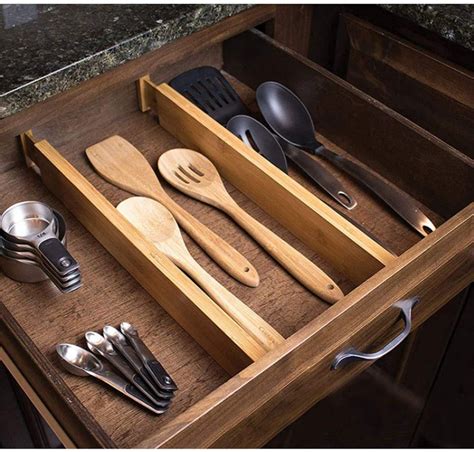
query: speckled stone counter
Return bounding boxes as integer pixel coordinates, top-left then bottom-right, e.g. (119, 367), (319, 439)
(381, 5), (474, 51)
(0, 4), (251, 119)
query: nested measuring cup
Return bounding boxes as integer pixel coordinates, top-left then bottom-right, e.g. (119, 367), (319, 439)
(0, 201), (79, 277)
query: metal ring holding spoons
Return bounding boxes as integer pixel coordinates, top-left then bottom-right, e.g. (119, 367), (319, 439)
(1, 201), (79, 277)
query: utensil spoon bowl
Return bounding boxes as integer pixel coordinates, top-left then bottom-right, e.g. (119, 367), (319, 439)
(257, 82), (436, 236)
(117, 196), (284, 351)
(158, 149), (343, 303)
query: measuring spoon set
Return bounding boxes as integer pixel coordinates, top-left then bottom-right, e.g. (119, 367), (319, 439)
(57, 322), (177, 415)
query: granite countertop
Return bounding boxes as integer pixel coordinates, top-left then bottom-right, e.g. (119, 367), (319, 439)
(381, 4), (474, 51)
(0, 4), (251, 119)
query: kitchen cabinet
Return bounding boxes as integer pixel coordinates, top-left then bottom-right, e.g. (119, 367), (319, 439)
(0, 5), (472, 448)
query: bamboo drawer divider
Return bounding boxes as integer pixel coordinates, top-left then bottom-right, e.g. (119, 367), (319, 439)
(19, 78), (396, 377)
(20, 131), (268, 375)
(137, 77), (395, 285)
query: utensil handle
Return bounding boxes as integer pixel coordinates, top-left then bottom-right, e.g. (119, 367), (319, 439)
(92, 369), (166, 414)
(181, 257), (285, 351)
(105, 353), (137, 382)
(156, 194), (260, 288)
(106, 342), (173, 399)
(131, 375), (171, 408)
(284, 144), (357, 210)
(224, 201), (344, 303)
(124, 384), (167, 414)
(316, 146), (436, 236)
(99, 353), (169, 406)
(38, 237), (79, 276)
(125, 334), (178, 391)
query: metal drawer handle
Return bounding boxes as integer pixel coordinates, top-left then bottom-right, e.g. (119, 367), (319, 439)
(331, 297), (419, 370)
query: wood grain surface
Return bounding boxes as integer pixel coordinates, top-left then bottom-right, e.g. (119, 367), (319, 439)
(344, 14), (474, 159)
(0, 18), (458, 447)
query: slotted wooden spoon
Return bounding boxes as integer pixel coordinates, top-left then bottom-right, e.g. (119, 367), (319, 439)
(86, 136), (259, 287)
(117, 197), (284, 351)
(158, 149), (344, 304)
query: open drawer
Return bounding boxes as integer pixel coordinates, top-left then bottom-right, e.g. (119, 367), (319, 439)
(0, 11), (472, 448)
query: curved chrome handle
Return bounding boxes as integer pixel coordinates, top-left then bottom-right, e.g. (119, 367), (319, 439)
(331, 297), (419, 370)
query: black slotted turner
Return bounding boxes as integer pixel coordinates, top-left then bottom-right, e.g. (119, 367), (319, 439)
(169, 66), (249, 125)
(169, 66), (288, 172)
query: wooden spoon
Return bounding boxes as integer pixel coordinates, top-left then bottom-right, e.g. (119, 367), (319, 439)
(86, 136), (259, 287)
(158, 149), (344, 304)
(117, 196), (284, 351)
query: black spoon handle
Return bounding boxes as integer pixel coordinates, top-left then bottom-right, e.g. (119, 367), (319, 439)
(315, 146), (436, 237)
(123, 333), (178, 392)
(283, 143), (357, 210)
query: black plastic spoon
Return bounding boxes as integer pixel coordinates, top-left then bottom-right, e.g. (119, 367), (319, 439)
(170, 67), (357, 210)
(227, 115), (288, 173)
(257, 81), (436, 237)
(227, 115), (357, 209)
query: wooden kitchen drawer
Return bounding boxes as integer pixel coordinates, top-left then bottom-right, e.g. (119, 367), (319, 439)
(342, 13), (474, 160)
(0, 9), (472, 448)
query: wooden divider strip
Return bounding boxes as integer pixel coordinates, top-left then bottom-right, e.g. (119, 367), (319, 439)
(20, 131), (270, 375)
(138, 77), (394, 286)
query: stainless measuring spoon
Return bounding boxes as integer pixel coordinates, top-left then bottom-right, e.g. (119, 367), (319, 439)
(85, 332), (170, 408)
(56, 343), (167, 414)
(120, 322), (177, 392)
(103, 326), (174, 400)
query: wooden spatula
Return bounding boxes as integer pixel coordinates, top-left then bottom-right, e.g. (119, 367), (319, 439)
(158, 148), (344, 304)
(117, 197), (284, 351)
(86, 136), (259, 287)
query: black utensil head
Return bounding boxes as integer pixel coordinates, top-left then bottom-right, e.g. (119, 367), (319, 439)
(256, 81), (316, 148)
(227, 115), (288, 173)
(169, 66), (249, 125)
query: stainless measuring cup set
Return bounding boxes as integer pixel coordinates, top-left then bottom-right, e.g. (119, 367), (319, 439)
(0, 201), (82, 293)
(57, 322), (177, 415)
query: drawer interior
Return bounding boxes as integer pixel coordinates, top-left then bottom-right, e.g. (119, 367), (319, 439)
(0, 28), (466, 448)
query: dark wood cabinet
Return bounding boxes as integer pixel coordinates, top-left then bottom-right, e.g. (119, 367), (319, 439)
(267, 287), (472, 447)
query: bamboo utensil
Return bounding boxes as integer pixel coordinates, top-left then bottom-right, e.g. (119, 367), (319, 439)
(117, 197), (284, 351)
(85, 136), (259, 287)
(158, 149), (344, 303)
